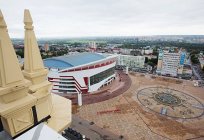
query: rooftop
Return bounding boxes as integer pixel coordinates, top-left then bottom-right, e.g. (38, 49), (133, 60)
(44, 52), (106, 69)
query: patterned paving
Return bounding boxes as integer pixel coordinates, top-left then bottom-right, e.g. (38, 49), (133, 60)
(75, 72), (204, 140)
(136, 87), (204, 119)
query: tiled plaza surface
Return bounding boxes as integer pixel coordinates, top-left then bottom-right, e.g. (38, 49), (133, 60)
(75, 72), (204, 140)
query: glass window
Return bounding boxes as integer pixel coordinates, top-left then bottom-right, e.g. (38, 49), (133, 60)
(90, 67), (115, 85)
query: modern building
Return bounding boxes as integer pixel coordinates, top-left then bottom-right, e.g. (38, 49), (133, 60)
(156, 49), (186, 77)
(44, 52), (117, 94)
(117, 54), (145, 68)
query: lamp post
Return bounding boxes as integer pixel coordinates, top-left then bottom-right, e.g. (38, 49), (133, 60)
(78, 92), (82, 106)
(126, 66), (129, 75)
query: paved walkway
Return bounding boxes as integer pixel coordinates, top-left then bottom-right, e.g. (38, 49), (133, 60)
(70, 71), (132, 105)
(75, 72), (204, 140)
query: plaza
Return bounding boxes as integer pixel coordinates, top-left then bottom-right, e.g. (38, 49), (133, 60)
(74, 72), (204, 140)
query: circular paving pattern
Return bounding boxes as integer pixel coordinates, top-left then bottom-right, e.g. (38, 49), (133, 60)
(154, 92), (182, 106)
(135, 87), (204, 119)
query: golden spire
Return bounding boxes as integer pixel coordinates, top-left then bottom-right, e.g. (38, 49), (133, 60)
(0, 10), (7, 28)
(0, 10), (24, 87)
(23, 9), (45, 74)
(24, 9), (33, 30)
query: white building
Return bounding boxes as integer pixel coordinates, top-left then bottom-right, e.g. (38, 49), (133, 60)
(117, 54), (145, 68)
(44, 52), (117, 94)
(141, 46), (153, 55)
(120, 48), (132, 55)
(161, 51), (180, 76)
(156, 49), (186, 77)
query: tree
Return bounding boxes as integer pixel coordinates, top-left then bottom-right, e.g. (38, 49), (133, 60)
(145, 57), (149, 63)
(16, 49), (24, 58)
(191, 54), (199, 64)
(150, 58), (158, 65)
(152, 48), (158, 56)
(147, 61), (155, 67)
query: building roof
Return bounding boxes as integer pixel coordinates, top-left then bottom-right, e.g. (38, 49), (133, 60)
(44, 52), (106, 69)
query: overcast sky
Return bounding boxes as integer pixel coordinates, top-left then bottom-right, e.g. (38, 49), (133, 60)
(1, 0), (204, 38)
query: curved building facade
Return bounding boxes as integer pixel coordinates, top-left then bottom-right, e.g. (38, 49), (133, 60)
(44, 53), (117, 94)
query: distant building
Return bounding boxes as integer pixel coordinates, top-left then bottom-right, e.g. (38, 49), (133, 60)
(156, 50), (163, 72)
(117, 54), (145, 68)
(141, 46), (153, 55)
(156, 48), (186, 77)
(130, 50), (142, 56)
(44, 43), (49, 52)
(198, 57), (204, 69)
(89, 42), (97, 52)
(183, 64), (192, 76)
(112, 48), (120, 54)
(143, 55), (157, 60)
(120, 48), (132, 55)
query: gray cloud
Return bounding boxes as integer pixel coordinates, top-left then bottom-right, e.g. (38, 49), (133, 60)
(1, 0), (204, 38)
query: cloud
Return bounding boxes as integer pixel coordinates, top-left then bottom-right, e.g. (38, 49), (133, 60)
(1, 0), (204, 38)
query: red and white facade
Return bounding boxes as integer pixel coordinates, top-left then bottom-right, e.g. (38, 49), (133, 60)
(48, 55), (117, 94)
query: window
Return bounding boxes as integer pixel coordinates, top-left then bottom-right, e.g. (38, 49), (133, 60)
(59, 82), (75, 84)
(90, 67), (115, 85)
(58, 89), (77, 93)
(60, 79), (73, 81)
(59, 86), (76, 88)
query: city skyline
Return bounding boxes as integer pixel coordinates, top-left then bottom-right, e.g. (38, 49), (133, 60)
(1, 0), (204, 38)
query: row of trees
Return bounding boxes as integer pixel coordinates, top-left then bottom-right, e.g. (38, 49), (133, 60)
(145, 57), (158, 67)
(119, 41), (204, 52)
(15, 48), (69, 59)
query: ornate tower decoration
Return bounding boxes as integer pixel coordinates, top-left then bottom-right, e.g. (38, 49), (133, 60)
(0, 10), (36, 137)
(0, 10), (72, 138)
(22, 9), (52, 122)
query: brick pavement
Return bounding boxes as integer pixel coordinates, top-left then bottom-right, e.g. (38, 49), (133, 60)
(75, 72), (204, 140)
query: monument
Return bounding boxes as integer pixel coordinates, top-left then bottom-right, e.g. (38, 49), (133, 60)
(0, 9), (71, 139)
(0, 9), (37, 137)
(22, 9), (52, 122)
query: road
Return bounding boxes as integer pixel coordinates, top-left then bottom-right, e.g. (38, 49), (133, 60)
(71, 115), (121, 140)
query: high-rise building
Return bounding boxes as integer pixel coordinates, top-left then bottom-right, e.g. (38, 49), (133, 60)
(89, 41), (97, 52)
(156, 48), (186, 77)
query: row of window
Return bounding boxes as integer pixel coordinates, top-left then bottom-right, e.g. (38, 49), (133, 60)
(59, 86), (76, 88)
(90, 67), (115, 86)
(58, 89), (77, 93)
(60, 79), (73, 81)
(59, 82), (75, 84)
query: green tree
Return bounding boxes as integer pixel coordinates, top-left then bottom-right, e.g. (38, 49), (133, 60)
(16, 49), (24, 58)
(145, 57), (149, 63)
(191, 54), (199, 64)
(147, 61), (154, 67)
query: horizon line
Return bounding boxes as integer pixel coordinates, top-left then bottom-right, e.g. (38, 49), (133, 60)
(11, 34), (204, 40)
